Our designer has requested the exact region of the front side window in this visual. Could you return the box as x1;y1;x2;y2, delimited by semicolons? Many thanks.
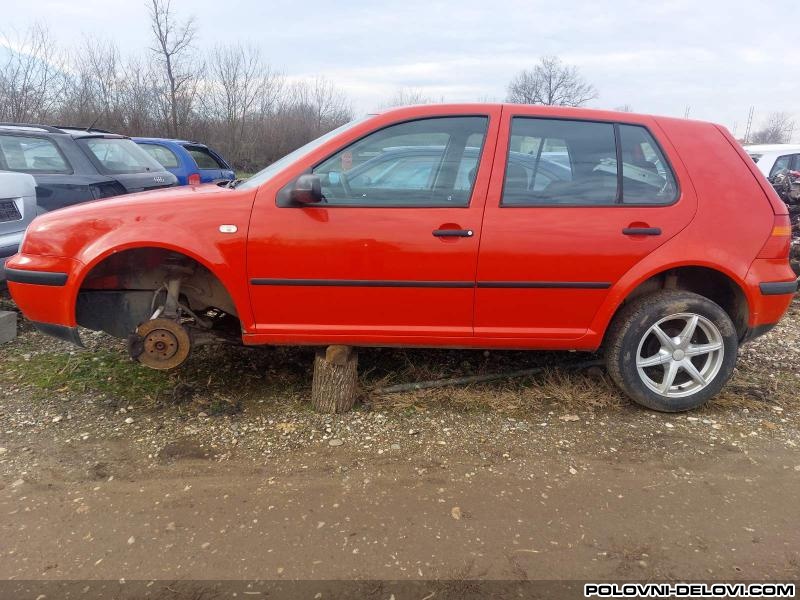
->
311;116;489;207
502;118;618;206
770;155;792;178
140;144;180;169
79;138;164;174
618;124;678;204
0;135;70;174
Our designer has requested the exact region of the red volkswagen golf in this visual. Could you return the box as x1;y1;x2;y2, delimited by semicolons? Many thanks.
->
5;104;797;411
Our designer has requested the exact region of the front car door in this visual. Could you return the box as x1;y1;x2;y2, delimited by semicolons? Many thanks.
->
475;107;697;344
245;107;501;344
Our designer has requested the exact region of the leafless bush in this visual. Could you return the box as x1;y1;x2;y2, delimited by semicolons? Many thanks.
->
749;111;795;144
0;23;68;122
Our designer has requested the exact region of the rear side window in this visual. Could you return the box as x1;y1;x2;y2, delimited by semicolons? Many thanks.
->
185;145;227;169
618;124;679;204
0;135;71;174
502;118;618;205
310;116;489;207
79;138;164;174
140;144;179;169
501;118;678;206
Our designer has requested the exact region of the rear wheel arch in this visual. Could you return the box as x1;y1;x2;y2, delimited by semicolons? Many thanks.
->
604;264;751;343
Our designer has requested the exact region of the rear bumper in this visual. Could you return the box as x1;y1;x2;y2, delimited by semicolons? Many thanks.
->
744;259;797;328
759;280;799;295
740;322;778;344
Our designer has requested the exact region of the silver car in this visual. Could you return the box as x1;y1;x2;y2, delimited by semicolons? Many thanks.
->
0;172;37;282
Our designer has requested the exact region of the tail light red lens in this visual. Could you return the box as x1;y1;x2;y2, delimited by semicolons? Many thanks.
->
757;214;792;259
188;173;201;185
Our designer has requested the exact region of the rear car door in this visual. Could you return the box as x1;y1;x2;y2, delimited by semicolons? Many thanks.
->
246;110;501;341
475;109;697;341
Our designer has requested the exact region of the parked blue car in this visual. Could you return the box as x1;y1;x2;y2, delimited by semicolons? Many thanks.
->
133;138;235;186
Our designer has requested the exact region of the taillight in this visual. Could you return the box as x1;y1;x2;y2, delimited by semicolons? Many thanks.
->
757;214;792;259
188;173;201;185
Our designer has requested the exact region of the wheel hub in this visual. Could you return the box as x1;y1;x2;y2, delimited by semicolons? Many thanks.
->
135;318;192;370
671;349;685;361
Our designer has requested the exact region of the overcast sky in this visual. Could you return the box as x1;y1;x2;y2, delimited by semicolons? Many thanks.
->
4;0;799;139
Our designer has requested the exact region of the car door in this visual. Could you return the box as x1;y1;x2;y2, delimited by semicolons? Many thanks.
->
474;109;696;341
245;110;500;341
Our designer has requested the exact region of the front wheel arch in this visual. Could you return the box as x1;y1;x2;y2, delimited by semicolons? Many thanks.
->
74;246;242;340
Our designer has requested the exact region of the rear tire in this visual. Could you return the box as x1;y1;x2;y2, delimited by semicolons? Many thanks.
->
605;291;738;412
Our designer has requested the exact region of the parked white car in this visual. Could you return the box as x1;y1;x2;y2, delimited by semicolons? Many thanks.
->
0;171;37;282
744;144;800;179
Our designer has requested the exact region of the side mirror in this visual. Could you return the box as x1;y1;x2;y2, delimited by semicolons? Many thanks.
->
290;174;323;205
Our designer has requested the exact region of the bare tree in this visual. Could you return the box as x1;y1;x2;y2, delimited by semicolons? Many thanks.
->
750;112;795;144
0;23;67;122
506;56;597;107
381;87;436;108
146;0;201;137
62;37;125;128
202;44;283;168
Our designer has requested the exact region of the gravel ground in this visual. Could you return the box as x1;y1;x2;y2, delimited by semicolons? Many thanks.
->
0;293;798;596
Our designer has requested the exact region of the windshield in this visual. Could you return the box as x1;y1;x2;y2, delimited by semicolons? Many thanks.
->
238;117;369;190
79;137;165;174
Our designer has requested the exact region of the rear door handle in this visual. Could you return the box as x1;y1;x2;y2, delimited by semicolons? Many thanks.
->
433;229;474;238
622;227;661;236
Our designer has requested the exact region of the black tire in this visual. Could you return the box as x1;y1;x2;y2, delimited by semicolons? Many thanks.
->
605;290;738;412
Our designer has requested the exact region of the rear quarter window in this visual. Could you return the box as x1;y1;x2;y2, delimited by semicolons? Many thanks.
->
140;144;180;169
0;134;71;174
185;145;227;170
80;138;164;174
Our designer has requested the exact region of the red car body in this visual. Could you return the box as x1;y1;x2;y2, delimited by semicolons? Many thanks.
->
5;104;796;354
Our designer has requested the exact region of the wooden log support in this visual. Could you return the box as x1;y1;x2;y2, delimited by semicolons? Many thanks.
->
311;345;358;413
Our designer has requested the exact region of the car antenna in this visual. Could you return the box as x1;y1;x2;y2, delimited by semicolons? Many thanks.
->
85;116;100;132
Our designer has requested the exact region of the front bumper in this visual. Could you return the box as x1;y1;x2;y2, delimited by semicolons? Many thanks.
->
4;254;82;329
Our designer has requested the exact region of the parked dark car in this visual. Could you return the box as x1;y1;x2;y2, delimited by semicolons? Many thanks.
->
134;137;235;185
0;124;177;212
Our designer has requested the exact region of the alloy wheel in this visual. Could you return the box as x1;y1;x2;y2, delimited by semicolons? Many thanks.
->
635;312;725;398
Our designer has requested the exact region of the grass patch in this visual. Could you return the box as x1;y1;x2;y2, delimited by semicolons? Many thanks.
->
1;349;168;403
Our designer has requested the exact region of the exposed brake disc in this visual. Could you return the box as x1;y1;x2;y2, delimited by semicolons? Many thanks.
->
134;318;192;370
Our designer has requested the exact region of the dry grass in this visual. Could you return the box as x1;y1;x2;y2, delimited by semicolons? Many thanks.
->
368;367;624;416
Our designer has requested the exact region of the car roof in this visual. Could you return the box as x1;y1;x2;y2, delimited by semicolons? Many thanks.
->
744;144;800;153
133;137;206;146
0;122;126;139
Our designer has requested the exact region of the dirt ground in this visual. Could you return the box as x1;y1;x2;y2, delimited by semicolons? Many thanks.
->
0;291;799;597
